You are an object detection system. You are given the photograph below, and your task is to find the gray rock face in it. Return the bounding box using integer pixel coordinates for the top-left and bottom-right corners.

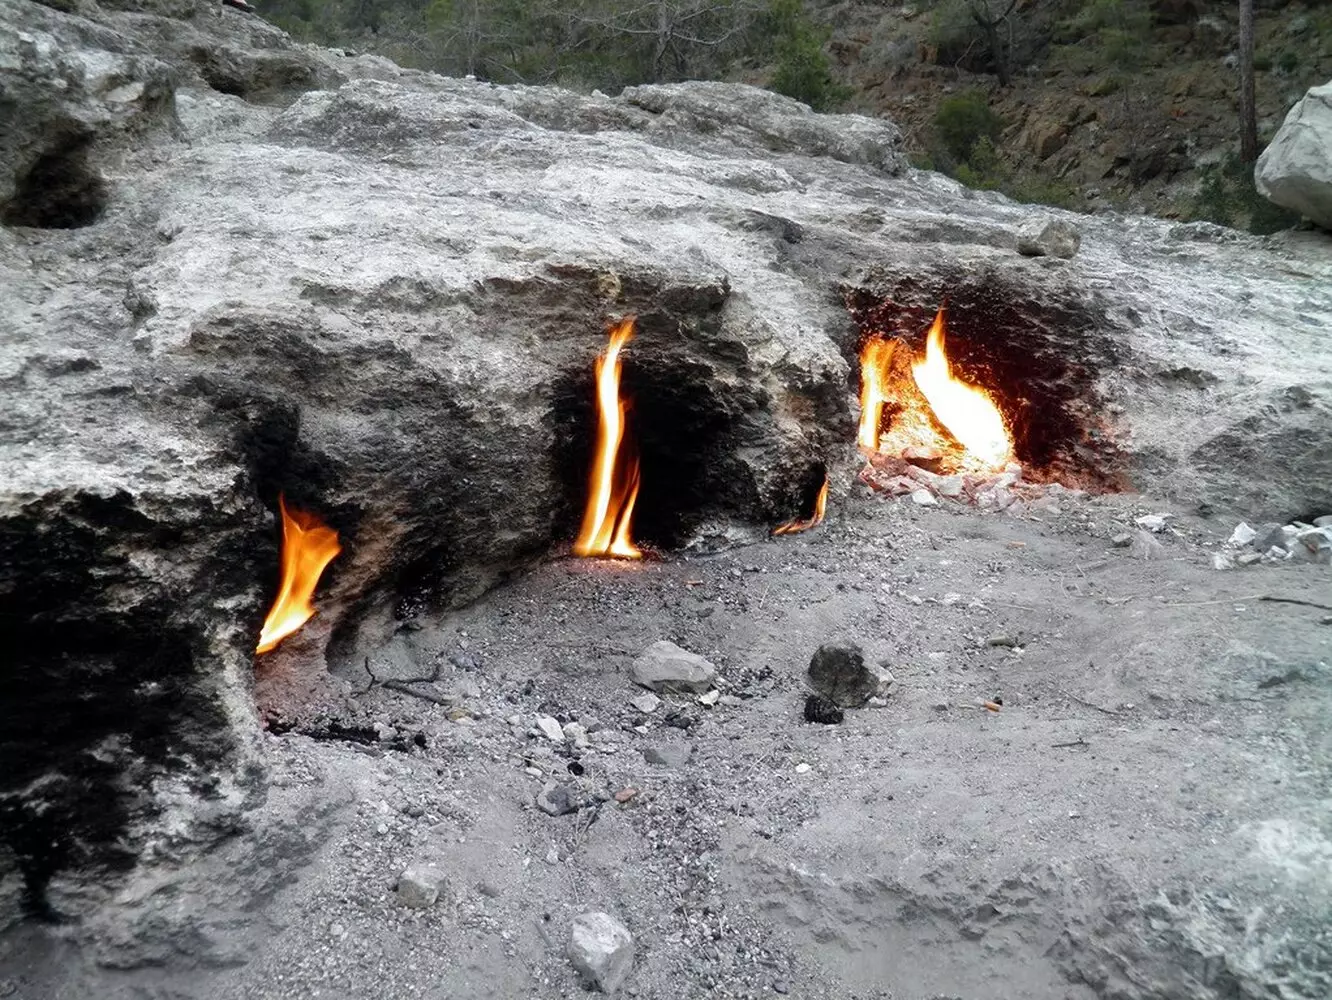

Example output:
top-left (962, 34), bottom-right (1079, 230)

top-left (568, 911), bottom-right (634, 993)
top-left (630, 641), bottom-right (718, 693)
top-left (1256, 81), bottom-right (1332, 230)
top-left (2, 0), bottom-right (1332, 947)
top-left (807, 643), bottom-right (878, 707)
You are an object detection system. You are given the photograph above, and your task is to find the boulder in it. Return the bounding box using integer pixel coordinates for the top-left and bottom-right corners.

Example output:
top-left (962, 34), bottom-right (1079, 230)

top-left (807, 642), bottom-right (881, 707)
top-left (1256, 81), bottom-right (1332, 230)
top-left (1016, 218), bottom-right (1082, 258)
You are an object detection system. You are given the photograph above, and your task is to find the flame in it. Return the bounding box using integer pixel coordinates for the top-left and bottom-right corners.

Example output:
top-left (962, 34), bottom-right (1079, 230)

top-left (773, 476), bottom-right (829, 535)
top-left (255, 495), bottom-right (342, 654)
top-left (857, 338), bottom-right (895, 450)
top-left (573, 317), bottom-right (642, 560)
top-left (910, 307), bottom-right (1011, 468)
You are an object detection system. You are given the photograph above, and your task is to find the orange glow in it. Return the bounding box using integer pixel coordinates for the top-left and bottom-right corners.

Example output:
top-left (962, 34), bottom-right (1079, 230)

top-left (910, 308), bottom-right (1012, 468)
top-left (857, 338), bottom-right (895, 450)
top-left (773, 476), bottom-right (829, 536)
top-left (255, 495), bottom-right (342, 654)
top-left (573, 317), bottom-right (643, 560)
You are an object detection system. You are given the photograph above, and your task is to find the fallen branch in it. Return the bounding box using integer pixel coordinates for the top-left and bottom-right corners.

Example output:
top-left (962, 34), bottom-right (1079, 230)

top-left (383, 680), bottom-right (455, 706)
top-left (1258, 595), bottom-right (1332, 612)
top-left (1051, 738), bottom-right (1091, 749)
top-left (1069, 694), bottom-right (1120, 716)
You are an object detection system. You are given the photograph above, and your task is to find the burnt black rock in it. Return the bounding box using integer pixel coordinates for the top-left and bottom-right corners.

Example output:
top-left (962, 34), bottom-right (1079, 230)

top-left (804, 694), bottom-right (844, 724)
top-left (807, 642), bottom-right (877, 707)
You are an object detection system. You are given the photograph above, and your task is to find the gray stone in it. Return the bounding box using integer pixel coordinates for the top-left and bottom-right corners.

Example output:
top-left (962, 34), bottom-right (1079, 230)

top-left (1129, 530), bottom-right (1167, 561)
top-left (629, 693), bottom-right (662, 714)
top-left (1256, 81), bottom-right (1332, 230)
top-left (1111, 533), bottom-right (1133, 548)
top-left (910, 488), bottom-right (938, 507)
top-left (1313, 515), bottom-right (1332, 528)
top-left (568, 911), bottom-right (635, 993)
top-left (643, 744), bottom-right (693, 768)
top-left (807, 643), bottom-right (879, 707)
top-left (1290, 526), bottom-right (1332, 564)
top-left (1016, 218), bottom-right (1081, 258)
top-left (536, 780), bottom-right (596, 816)
top-left (630, 641), bottom-right (717, 693)
top-left (397, 865), bottom-right (445, 908)
top-left (536, 716), bottom-right (565, 742)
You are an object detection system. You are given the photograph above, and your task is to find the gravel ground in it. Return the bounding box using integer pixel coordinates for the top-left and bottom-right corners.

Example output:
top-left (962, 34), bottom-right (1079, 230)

top-left (4, 487), bottom-right (1330, 1000)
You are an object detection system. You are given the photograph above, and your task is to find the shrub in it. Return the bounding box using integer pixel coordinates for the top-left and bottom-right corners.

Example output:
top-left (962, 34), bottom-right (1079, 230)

top-left (1276, 51), bottom-right (1299, 73)
top-left (767, 0), bottom-right (852, 110)
top-left (934, 90), bottom-right (1004, 164)
top-left (1189, 154), bottom-right (1301, 234)
top-left (1253, 52), bottom-right (1274, 72)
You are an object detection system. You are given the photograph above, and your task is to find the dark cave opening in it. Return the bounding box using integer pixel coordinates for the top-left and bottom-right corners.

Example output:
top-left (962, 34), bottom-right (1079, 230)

top-left (1, 137), bottom-right (108, 230)
top-left (551, 351), bottom-right (760, 552)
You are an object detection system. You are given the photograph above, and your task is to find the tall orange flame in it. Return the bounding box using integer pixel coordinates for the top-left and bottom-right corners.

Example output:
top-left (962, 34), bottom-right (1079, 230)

top-left (573, 318), bottom-right (642, 560)
top-left (911, 308), bottom-right (1011, 468)
top-left (773, 476), bottom-right (829, 535)
top-left (256, 495), bottom-right (342, 654)
top-left (857, 338), bottom-right (895, 450)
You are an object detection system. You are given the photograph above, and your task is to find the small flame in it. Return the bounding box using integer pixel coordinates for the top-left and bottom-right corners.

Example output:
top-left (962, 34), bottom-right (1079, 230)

top-left (911, 307), bottom-right (1011, 468)
top-left (573, 317), bottom-right (642, 560)
top-left (773, 476), bottom-right (829, 535)
top-left (255, 495), bottom-right (342, 654)
top-left (857, 338), bottom-right (895, 450)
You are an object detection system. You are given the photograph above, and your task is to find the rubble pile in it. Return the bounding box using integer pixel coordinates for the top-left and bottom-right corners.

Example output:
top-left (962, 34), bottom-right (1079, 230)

top-left (859, 453), bottom-right (1086, 514)
top-left (1214, 516), bottom-right (1332, 569)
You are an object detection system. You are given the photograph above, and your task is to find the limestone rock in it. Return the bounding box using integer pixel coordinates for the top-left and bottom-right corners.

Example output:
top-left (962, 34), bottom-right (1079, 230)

top-left (1256, 81), bottom-right (1332, 230)
top-left (1016, 218), bottom-right (1082, 258)
top-left (630, 641), bottom-right (717, 693)
top-left (397, 865), bottom-right (445, 909)
top-left (568, 911), bottom-right (635, 993)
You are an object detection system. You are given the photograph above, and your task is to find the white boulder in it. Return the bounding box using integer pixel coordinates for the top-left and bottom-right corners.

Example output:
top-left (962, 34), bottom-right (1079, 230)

top-left (1256, 81), bottom-right (1332, 230)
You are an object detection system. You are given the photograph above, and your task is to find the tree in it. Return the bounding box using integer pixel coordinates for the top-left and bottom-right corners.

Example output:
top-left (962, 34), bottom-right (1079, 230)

top-left (966, 0), bottom-right (1019, 86)
top-left (1238, 0), bottom-right (1257, 162)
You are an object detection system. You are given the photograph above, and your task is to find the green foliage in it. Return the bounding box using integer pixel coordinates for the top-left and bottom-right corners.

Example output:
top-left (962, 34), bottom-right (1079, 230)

top-left (1188, 154), bottom-right (1301, 235)
top-left (766, 0), bottom-right (851, 110)
top-left (1059, 0), bottom-right (1151, 69)
top-left (1253, 52), bottom-right (1274, 72)
top-left (934, 89), bottom-right (1003, 164)
top-left (1276, 51), bottom-right (1299, 73)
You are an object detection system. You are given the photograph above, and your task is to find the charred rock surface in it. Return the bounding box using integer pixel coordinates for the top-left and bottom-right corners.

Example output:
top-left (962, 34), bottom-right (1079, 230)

top-left (1, 0), bottom-right (1331, 969)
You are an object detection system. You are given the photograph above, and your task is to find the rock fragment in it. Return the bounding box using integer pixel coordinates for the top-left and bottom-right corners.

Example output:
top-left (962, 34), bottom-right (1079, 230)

top-left (397, 865), bottom-right (445, 908)
top-left (629, 692), bottom-right (661, 714)
top-left (568, 911), bottom-right (634, 993)
top-left (630, 641), bottom-right (717, 692)
top-left (1016, 218), bottom-right (1081, 258)
top-left (807, 642), bottom-right (879, 707)
top-left (643, 744), bottom-right (692, 768)
top-left (803, 694), bottom-right (844, 724)
top-left (536, 716), bottom-right (565, 742)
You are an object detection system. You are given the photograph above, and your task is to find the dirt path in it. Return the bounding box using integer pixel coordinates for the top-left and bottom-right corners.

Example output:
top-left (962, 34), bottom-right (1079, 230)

top-left (6, 489), bottom-right (1330, 1000)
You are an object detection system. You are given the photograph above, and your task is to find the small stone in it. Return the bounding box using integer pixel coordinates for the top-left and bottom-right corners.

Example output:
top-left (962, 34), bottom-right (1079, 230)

top-left (807, 642), bottom-right (878, 707)
top-left (1129, 530), bottom-right (1167, 561)
top-left (524, 766), bottom-right (544, 778)
top-left (910, 488), bottom-right (938, 507)
top-left (1314, 515), bottom-right (1332, 528)
top-left (697, 689), bottom-right (721, 707)
top-left (629, 693), bottom-right (661, 714)
top-left (568, 911), bottom-right (635, 993)
top-left (1016, 218), bottom-right (1081, 259)
top-left (902, 446), bottom-right (944, 472)
top-left (545, 846), bottom-right (560, 865)
top-left (537, 780), bottom-right (592, 816)
top-left (934, 475), bottom-right (965, 498)
top-left (1320, 615), bottom-right (1332, 626)
top-left (630, 640), bottom-right (717, 693)
top-left (397, 865), bottom-right (444, 908)
top-left (803, 694), bottom-right (844, 724)
top-left (1228, 522), bottom-right (1257, 547)
top-left (643, 744), bottom-right (692, 768)
top-left (1290, 527), bottom-right (1332, 564)
top-left (987, 634), bottom-right (1021, 648)
top-left (1134, 513), bottom-right (1171, 533)
top-left (1111, 533), bottom-right (1132, 548)
top-left (563, 721), bottom-right (590, 746)
top-left (1237, 552), bottom-right (1263, 566)
top-left (1212, 552), bottom-right (1235, 570)
top-left (614, 787), bottom-right (639, 803)
top-left (794, 763), bottom-right (811, 774)
top-left (537, 716), bottom-right (565, 742)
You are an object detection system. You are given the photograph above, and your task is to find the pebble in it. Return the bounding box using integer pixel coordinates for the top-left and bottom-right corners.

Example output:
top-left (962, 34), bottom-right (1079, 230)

top-left (1134, 513), bottom-right (1171, 533)
top-left (910, 488), bottom-right (938, 507)
top-left (1111, 533), bottom-right (1132, 548)
top-left (697, 689), bottom-right (720, 707)
top-left (568, 911), bottom-right (635, 993)
top-left (643, 745), bottom-right (692, 768)
top-left (794, 763), bottom-right (811, 774)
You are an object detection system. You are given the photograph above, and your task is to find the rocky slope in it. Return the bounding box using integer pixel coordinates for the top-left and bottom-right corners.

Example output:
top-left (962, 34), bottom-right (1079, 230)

top-left (1, 0), bottom-right (1330, 962)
